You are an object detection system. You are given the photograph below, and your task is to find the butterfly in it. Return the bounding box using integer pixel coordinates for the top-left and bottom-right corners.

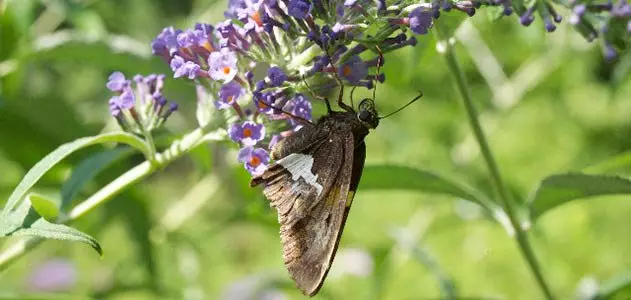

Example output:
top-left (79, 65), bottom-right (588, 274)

top-left (250, 93), bottom-right (379, 296)
top-left (250, 50), bottom-right (421, 296)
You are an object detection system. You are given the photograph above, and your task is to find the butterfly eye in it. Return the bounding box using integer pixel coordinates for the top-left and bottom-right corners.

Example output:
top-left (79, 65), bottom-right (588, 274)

top-left (357, 98), bottom-right (379, 128)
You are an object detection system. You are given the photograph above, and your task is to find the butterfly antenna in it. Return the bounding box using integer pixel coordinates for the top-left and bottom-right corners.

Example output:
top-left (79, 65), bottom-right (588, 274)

top-left (379, 90), bottom-right (423, 119)
top-left (373, 45), bottom-right (384, 101)
top-left (258, 94), bottom-right (313, 125)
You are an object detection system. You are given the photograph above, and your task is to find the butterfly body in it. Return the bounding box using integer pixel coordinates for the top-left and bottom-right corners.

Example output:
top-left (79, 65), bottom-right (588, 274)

top-left (250, 99), bottom-right (379, 296)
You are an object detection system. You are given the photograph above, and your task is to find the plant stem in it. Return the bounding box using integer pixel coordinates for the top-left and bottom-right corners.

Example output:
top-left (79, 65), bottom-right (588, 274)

top-left (434, 25), bottom-right (555, 300)
top-left (0, 128), bottom-right (225, 271)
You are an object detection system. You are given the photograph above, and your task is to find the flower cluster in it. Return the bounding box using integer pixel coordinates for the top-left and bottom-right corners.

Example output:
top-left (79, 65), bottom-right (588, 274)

top-left (147, 0), bottom-right (433, 175)
top-left (134, 0), bottom-right (628, 175)
top-left (106, 72), bottom-right (178, 134)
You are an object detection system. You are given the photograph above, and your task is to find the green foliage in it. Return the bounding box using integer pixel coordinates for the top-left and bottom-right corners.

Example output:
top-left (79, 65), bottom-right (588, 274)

top-left (529, 173), bottom-right (631, 221)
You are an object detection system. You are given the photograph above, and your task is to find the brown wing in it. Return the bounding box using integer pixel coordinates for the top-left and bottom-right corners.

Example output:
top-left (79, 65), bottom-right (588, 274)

top-left (281, 133), bottom-right (356, 296)
top-left (251, 131), bottom-right (344, 227)
top-left (251, 131), bottom-right (362, 296)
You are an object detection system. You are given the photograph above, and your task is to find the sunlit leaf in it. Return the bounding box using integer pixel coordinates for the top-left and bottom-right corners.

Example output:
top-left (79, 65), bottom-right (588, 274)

top-left (60, 147), bottom-right (133, 211)
top-left (583, 150), bottom-right (631, 175)
top-left (529, 173), bottom-right (631, 220)
top-left (593, 272), bottom-right (631, 300)
top-left (0, 200), bottom-right (33, 236)
top-left (360, 165), bottom-right (493, 209)
top-left (2, 132), bottom-right (150, 214)
top-left (10, 218), bottom-right (102, 256)
top-left (28, 193), bottom-right (60, 222)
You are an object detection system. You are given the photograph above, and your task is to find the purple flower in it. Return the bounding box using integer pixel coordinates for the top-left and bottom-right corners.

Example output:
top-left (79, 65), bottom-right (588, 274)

top-left (170, 56), bottom-right (201, 79)
top-left (238, 146), bottom-right (270, 176)
top-left (408, 8), bottom-right (433, 34)
top-left (254, 92), bottom-right (276, 114)
top-left (194, 23), bottom-right (216, 51)
top-left (338, 55), bottom-right (368, 85)
top-left (216, 82), bottom-right (245, 109)
top-left (229, 121), bottom-right (266, 146)
top-left (284, 93), bottom-right (312, 124)
top-left (287, 0), bottom-right (312, 19)
top-left (28, 259), bottom-right (77, 292)
top-left (208, 48), bottom-right (239, 82)
top-left (151, 27), bottom-right (182, 58)
top-left (108, 87), bottom-right (135, 116)
top-left (267, 66), bottom-right (287, 87)
top-left (106, 72), bottom-right (129, 92)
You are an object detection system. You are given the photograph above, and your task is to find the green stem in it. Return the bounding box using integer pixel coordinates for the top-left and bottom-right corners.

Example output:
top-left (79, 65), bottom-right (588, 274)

top-left (0, 128), bottom-right (226, 271)
top-left (434, 25), bottom-right (555, 300)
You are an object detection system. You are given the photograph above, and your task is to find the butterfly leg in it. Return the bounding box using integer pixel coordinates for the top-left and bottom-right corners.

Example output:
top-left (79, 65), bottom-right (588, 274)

top-left (350, 86), bottom-right (357, 109)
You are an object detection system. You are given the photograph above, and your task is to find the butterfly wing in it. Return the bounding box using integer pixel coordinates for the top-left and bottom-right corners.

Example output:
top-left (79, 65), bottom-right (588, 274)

top-left (251, 128), bottom-right (362, 296)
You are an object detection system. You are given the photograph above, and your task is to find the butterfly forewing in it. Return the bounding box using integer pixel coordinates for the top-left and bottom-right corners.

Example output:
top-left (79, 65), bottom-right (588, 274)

top-left (251, 112), bottom-right (371, 296)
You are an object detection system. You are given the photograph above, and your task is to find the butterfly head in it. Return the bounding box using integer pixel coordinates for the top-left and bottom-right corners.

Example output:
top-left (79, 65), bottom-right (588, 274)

top-left (357, 98), bottom-right (379, 129)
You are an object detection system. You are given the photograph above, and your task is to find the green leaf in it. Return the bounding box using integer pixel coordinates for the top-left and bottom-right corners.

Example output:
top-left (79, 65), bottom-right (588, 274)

top-left (10, 218), bottom-right (102, 256)
top-left (529, 173), bottom-right (631, 220)
top-left (0, 200), bottom-right (33, 236)
top-left (583, 150), bottom-right (631, 174)
top-left (2, 132), bottom-right (150, 214)
top-left (60, 147), bottom-right (133, 211)
top-left (593, 272), bottom-right (631, 300)
top-left (28, 193), bottom-right (60, 222)
top-left (360, 165), bottom-right (493, 209)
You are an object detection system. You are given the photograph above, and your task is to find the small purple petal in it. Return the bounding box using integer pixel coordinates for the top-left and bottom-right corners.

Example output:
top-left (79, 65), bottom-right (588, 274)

top-left (338, 55), bottom-right (368, 84)
top-left (409, 8), bottom-right (433, 35)
top-left (216, 82), bottom-right (245, 109)
top-left (287, 0), bottom-right (312, 19)
top-left (267, 66), bottom-right (287, 87)
top-left (106, 72), bottom-right (128, 92)
top-left (230, 121), bottom-right (266, 146)
top-left (237, 146), bottom-right (270, 176)
top-left (208, 48), bottom-right (239, 82)
top-left (170, 56), bottom-right (201, 79)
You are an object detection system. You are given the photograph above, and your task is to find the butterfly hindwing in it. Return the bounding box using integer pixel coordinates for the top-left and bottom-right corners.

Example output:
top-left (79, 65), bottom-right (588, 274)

top-left (251, 110), bottom-right (374, 296)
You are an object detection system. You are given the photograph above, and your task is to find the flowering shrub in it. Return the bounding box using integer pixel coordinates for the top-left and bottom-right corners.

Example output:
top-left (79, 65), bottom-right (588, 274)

top-left (143, 0), bottom-right (630, 175)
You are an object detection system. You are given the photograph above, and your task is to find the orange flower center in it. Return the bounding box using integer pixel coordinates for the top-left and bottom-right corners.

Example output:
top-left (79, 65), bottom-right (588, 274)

top-left (223, 67), bottom-right (231, 75)
top-left (251, 11), bottom-right (263, 27)
top-left (342, 65), bottom-right (352, 77)
top-left (243, 128), bottom-right (253, 137)
top-left (202, 41), bottom-right (214, 52)
top-left (250, 156), bottom-right (261, 166)
top-left (227, 96), bottom-right (234, 102)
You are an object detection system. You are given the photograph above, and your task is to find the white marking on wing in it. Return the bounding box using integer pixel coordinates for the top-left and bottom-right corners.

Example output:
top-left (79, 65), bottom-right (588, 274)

top-left (278, 153), bottom-right (324, 196)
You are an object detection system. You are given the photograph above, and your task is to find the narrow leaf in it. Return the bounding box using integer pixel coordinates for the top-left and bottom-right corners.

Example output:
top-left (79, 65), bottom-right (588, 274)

top-left (28, 193), bottom-right (60, 222)
top-left (594, 272), bottom-right (631, 300)
top-left (0, 200), bottom-right (32, 236)
top-left (529, 173), bottom-right (631, 220)
top-left (2, 132), bottom-right (150, 214)
top-left (361, 165), bottom-right (493, 209)
top-left (60, 147), bottom-right (132, 211)
top-left (583, 150), bottom-right (631, 174)
top-left (10, 218), bottom-right (102, 256)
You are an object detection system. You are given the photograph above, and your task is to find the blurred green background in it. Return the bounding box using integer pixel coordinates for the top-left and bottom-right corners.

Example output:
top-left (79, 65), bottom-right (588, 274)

top-left (2, 0), bottom-right (631, 299)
